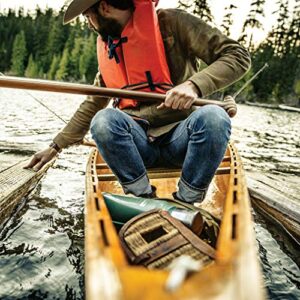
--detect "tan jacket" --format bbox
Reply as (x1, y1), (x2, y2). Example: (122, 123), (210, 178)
(53, 8), (251, 149)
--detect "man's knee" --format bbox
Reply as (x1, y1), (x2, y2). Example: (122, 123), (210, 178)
(90, 108), (122, 142)
(191, 105), (231, 134)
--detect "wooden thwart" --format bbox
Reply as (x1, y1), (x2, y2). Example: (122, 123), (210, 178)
(97, 167), (231, 181)
(96, 156), (231, 171)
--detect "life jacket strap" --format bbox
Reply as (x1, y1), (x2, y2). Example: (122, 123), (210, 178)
(108, 36), (128, 64)
(121, 71), (173, 92)
(145, 71), (155, 91)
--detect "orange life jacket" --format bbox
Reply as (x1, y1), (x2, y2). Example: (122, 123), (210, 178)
(97, 0), (173, 110)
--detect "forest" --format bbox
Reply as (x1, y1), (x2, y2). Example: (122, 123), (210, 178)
(0, 0), (299, 105)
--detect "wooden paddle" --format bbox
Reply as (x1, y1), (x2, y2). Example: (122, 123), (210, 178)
(0, 76), (237, 117)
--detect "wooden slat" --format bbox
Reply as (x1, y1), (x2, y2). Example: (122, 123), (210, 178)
(96, 156), (231, 171)
(0, 159), (54, 225)
(97, 167), (230, 181)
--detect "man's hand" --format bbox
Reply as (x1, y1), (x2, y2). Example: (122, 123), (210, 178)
(157, 81), (199, 110)
(223, 95), (237, 118)
(24, 147), (58, 172)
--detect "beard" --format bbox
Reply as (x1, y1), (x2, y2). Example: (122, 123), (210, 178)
(92, 14), (123, 42)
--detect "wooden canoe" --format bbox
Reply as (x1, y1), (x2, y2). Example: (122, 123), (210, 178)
(85, 142), (266, 300)
(0, 159), (55, 227)
(248, 175), (300, 243)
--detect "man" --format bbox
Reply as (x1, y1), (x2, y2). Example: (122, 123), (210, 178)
(26, 0), (251, 203)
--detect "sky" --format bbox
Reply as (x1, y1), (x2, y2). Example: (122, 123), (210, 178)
(0, 0), (296, 43)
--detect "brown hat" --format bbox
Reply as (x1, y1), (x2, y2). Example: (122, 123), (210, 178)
(63, 0), (100, 24)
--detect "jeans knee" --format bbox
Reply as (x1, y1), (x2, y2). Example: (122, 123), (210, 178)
(193, 105), (231, 133)
(90, 108), (120, 143)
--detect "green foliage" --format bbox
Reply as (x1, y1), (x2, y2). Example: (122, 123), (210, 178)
(69, 37), (84, 80)
(56, 47), (71, 80)
(79, 34), (98, 83)
(0, 7), (97, 83)
(178, 0), (214, 24)
(239, 0), (266, 51)
(268, 0), (290, 56)
(221, 3), (237, 37)
(47, 55), (61, 80)
(10, 30), (27, 76)
(25, 54), (39, 78)
(294, 80), (300, 96)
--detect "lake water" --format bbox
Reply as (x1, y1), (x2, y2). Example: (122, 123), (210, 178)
(0, 89), (299, 299)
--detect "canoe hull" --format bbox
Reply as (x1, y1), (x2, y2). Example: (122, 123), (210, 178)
(85, 142), (265, 299)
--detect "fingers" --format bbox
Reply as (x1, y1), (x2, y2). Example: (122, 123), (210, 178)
(33, 159), (46, 172)
(156, 102), (166, 110)
(24, 155), (39, 169)
(159, 91), (195, 111)
(24, 154), (46, 172)
(157, 81), (199, 110)
(164, 90), (179, 109)
(183, 97), (195, 109)
(23, 147), (57, 172)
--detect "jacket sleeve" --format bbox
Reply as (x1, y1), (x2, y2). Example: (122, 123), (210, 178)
(53, 73), (109, 149)
(176, 10), (251, 97)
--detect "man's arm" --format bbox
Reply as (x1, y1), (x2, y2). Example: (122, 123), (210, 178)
(159, 9), (251, 111)
(25, 72), (109, 171)
(177, 10), (251, 97)
(53, 73), (108, 149)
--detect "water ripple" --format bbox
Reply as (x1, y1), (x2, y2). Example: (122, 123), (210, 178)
(0, 92), (299, 299)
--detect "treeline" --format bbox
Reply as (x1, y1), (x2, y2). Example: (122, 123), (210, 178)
(0, 1), (299, 104)
(0, 7), (97, 83)
(179, 0), (300, 105)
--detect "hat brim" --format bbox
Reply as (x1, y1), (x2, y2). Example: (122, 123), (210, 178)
(63, 0), (100, 24)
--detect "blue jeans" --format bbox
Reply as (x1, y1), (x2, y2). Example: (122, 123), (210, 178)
(90, 105), (231, 203)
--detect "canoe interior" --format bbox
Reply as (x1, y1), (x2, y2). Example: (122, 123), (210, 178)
(85, 142), (265, 300)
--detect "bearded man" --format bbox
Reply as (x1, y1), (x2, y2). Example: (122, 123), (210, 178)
(26, 0), (251, 203)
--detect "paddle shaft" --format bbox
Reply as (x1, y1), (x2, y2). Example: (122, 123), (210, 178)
(0, 76), (227, 108)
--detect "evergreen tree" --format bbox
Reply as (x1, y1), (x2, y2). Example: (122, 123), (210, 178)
(178, 0), (214, 24)
(221, 3), (237, 37)
(10, 30), (27, 76)
(45, 14), (70, 69)
(79, 34), (98, 83)
(251, 44), (278, 102)
(25, 54), (39, 78)
(47, 55), (61, 80)
(239, 0), (266, 52)
(286, 2), (300, 51)
(32, 7), (55, 72)
(56, 47), (71, 80)
(69, 37), (84, 80)
(268, 0), (290, 55)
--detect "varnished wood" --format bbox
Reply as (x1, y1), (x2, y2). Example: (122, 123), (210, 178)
(85, 142), (266, 299)
(97, 167), (231, 181)
(248, 175), (300, 242)
(0, 159), (55, 226)
(0, 76), (227, 108)
(96, 156), (231, 170)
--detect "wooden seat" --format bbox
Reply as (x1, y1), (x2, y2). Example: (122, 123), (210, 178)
(97, 156), (231, 182)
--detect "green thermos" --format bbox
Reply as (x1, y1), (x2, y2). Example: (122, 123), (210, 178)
(102, 193), (203, 235)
